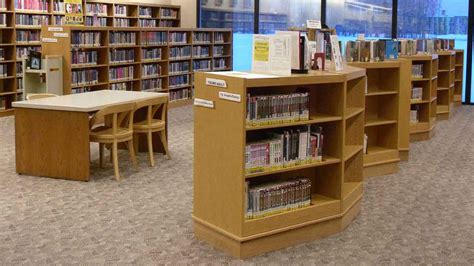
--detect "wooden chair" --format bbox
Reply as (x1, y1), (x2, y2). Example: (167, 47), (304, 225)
(26, 93), (58, 100)
(89, 102), (137, 180)
(133, 97), (170, 167)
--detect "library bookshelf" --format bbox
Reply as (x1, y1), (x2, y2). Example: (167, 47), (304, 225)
(40, 26), (232, 108)
(400, 54), (439, 142)
(347, 60), (410, 176)
(193, 67), (366, 258)
(454, 49), (464, 107)
(436, 50), (455, 120)
(0, 0), (182, 115)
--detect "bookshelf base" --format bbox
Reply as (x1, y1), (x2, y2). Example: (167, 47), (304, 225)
(436, 112), (450, 121)
(399, 149), (409, 161)
(410, 130), (434, 142)
(0, 109), (14, 118)
(363, 161), (399, 178)
(193, 199), (362, 259)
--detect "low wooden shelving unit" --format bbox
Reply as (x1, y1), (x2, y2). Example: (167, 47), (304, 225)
(454, 49), (464, 107)
(348, 60), (410, 176)
(436, 50), (456, 120)
(400, 54), (438, 141)
(193, 67), (366, 258)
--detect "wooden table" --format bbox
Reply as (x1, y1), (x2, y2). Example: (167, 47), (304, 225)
(13, 90), (169, 181)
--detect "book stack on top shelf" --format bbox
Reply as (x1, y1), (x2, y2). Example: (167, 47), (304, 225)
(436, 50), (455, 120)
(454, 49), (464, 107)
(347, 60), (411, 174)
(399, 54), (439, 142)
(193, 67), (366, 258)
(41, 26), (232, 108)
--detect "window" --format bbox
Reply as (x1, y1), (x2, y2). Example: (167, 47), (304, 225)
(259, 0), (321, 34)
(326, 0), (392, 43)
(200, 0), (254, 70)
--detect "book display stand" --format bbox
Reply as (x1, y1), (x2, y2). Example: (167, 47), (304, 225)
(193, 67), (366, 258)
(436, 51), (456, 120)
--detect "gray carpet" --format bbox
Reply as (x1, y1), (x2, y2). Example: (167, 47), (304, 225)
(1, 105), (474, 264)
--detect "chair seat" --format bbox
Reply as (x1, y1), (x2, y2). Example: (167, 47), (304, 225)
(133, 119), (166, 132)
(90, 126), (133, 142)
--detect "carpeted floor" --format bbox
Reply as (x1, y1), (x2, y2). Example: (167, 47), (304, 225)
(1, 105), (474, 264)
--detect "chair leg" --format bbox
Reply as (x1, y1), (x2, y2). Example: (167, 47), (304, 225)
(147, 131), (155, 167)
(159, 130), (171, 160)
(99, 143), (104, 168)
(127, 139), (138, 169)
(112, 141), (120, 181)
(133, 133), (139, 155)
(109, 144), (113, 163)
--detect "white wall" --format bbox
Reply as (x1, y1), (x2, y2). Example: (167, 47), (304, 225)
(171, 0), (196, 28)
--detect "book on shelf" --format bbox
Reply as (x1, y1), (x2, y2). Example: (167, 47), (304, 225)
(71, 50), (98, 66)
(193, 59), (211, 72)
(245, 125), (323, 174)
(245, 177), (311, 220)
(109, 65), (134, 81)
(412, 64), (424, 79)
(193, 46), (210, 58)
(139, 7), (152, 18)
(213, 45), (224, 57)
(53, 0), (64, 13)
(246, 92), (309, 126)
(141, 78), (162, 91)
(113, 18), (131, 27)
(85, 16), (107, 27)
(410, 106), (419, 124)
(0, 13), (6, 27)
(109, 49), (134, 64)
(142, 48), (161, 61)
(71, 87), (91, 94)
(114, 4), (128, 17)
(160, 8), (177, 19)
(110, 82), (129, 91)
(16, 47), (41, 60)
(170, 46), (191, 59)
(141, 31), (167, 45)
(345, 40), (386, 62)
(411, 87), (423, 102)
(16, 30), (40, 43)
(71, 32), (101, 47)
(159, 20), (175, 27)
(15, 0), (49, 12)
(169, 61), (189, 74)
(0, 48), (4, 61)
(72, 69), (98, 86)
(169, 74), (189, 88)
(139, 19), (157, 27)
(213, 58), (227, 69)
(86, 3), (108, 16)
(109, 32), (136, 46)
(0, 64), (7, 77)
(169, 87), (192, 101)
(169, 32), (187, 44)
(53, 15), (65, 26)
(193, 32), (211, 44)
(141, 63), (161, 78)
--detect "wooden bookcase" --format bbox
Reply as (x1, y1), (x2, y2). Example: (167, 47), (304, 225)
(348, 60), (410, 176)
(400, 54), (438, 142)
(454, 49), (464, 107)
(193, 67), (366, 258)
(40, 26), (232, 108)
(436, 50), (456, 120)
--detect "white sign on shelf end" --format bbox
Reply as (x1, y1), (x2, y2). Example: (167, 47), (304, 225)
(194, 98), (214, 109)
(219, 91), (241, 103)
(206, 78), (227, 88)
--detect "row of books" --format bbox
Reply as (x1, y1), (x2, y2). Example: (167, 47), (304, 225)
(110, 32), (136, 46)
(169, 32), (187, 44)
(169, 74), (189, 88)
(110, 82), (128, 91)
(71, 51), (97, 66)
(141, 32), (167, 45)
(15, 0), (48, 11)
(0, 14), (6, 26)
(246, 92), (309, 126)
(109, 66), (134, 81)
(86, 3), (107, 16)
(142, 48), (161, 61)
(245, 178), (311, 220)
(142, 64), (161, 78)
(17, 47), (40, 60)
(71, 69), (98, 86)
(169, 61), (189, 74)
(52, 0), (64, 13)
(245, 126), (323, 173)
(0, 64), (7, 77)
(16, 14), (49, 26)
(160, 8), (178, 19)
(193, 46), (210, 58)
(16, 30), (40, 43)
(410, 106), (420, 124)
(170, 46), (191, 59)
(85, 17), (106, 27)
(71, 87), (92, 94)
(193, 33), (211, 44)
(159, 20), (175, 27)
(213, 58), (227, 69)
(114, 5), (128, 17)
(169, 88), (192, 101)
(0, 48), (5, 61)
(214, 32), (226, 43)
(411, 87), (423, 102)
(139, 19), (156, 28)
(193, 60), (211, 72)
(139, 7), (152, 18)
(345, 40), (397, 62)
(110, 49), (134, 63)
(213, 46), (225, 56)
(412, 64), (424, 79)
(71, 32), (101, 47)
(141, 78), (162, 91)
(113, 18), (131, 27)
(52, 15), (64, 26)
(399, 38), (455, 55)
(16, 62), (22, 75)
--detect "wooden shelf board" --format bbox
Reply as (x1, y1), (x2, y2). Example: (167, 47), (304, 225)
(71, 82), (108, 89)
(365, 118), (397, 127)
(71, 46), (108, 50)
(109, 78), (138, 84)
(0, 76), (15, 80)
(142, 59), (167, 63)
(348, 61), (400, 69)
(365, 146), (398, 156)
(245, 156), (341, 179)
(0, 91), (16, 96)
(410, 100), (430, 105)
(246, 115), (342, 131)
(342, 182), (362, 200)
(455, 64), (463, 67)
(345, 107), (364, 120)
(109, 61), (140, 66)
(169, 72), (191, 76)
(438, 69), (450, 72)
(71, 64), (108, 69)
(438, 87), (449, 91)
(169, 85), (191, 90)
(344, 145), (363, 161)
(169, 57), (192, 61)
(412, 77), (430, 82)
(431, 96), (437, 102)
(366, 90), (398, 96)
(410, 122), (430, 134)
(141, 75), (167, 80)
(432, 76), (438, 80)
(455, 79), (462, 82)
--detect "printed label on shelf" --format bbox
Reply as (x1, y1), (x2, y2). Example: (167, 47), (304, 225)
(218, 91), (241, 103)
(42, 38), (58, 43)
(48, 27), (63, 32)
(194, 98), (214, 109)
(306, 20), (322, 29)
(206, 78), (227, 88)
(53, 33), (69, 38)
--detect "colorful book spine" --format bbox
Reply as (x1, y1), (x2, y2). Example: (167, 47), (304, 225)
(71, 51), (98, 66)
(169, 61), (190, 74)
(141, 78), (162, 91)
(71, 69), (99, 86)
(109, 49), (134, 63)
(169, 46), (191, 59)
(142, 48), (161, 61)
(169, 74), (189, 88)
(109, 66), (134, 81)
(169, 88), (192, 101)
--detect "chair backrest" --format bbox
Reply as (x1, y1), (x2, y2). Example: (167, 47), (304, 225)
(89, 102), (135, 134)
(134, 96), (168, 126)
(27, 93), (58, 100)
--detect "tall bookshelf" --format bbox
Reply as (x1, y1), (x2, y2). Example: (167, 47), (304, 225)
(436, 50), (455, 120)
(0, 0), (15, 117)
(454, 49), (464, 107)
(40, 26), (232, 108)
(400, 54), (438, 142)
(193, 68), (366, 258)
(348, 60), (410, 176)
